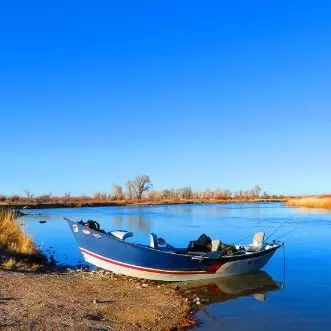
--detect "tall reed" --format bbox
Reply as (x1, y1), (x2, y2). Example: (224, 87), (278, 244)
(287, 197), (331, 209)
(0, 209), (39, 257)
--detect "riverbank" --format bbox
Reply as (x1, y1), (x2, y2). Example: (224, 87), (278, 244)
(0, 267), (196, 330)
(286, 197), (331, 209)
(0, 198), (286, 210)
(0, 210), (196, 330)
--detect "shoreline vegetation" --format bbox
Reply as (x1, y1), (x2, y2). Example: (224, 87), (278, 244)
(0, 209), (45, 269)
(286, 196), (331, 209)
(0, 197), (286, 210)
(1, 174), (288, 210)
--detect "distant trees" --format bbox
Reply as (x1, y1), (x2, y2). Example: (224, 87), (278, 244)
(0, 177), (272, 204)
(253, 185), (262, 198)
(162, 189), (172, 199)
(179, 186), (193, 199)
(35, 193), (52, 203)
(24, 189), (34, 201)
(126, 175), (153, 200)
(94, 192), (113, 201)
(112, 184), (125, 200)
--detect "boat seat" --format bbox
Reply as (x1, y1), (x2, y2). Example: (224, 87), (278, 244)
(110, 230), (133, 241)
(211, 240), (221, 252)
(245, 232), (265, 252)
(150, 233), (158, 249)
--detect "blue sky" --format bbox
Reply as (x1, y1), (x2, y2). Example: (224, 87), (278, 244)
(0, 0), (330, 196)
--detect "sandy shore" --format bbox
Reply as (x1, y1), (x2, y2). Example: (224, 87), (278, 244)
(0, 268), (196, 330)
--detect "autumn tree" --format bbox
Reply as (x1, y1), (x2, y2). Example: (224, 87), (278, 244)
(125, 175), (153, 200)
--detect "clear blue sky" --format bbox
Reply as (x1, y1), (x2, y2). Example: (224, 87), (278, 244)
(1, 0), (330, 196)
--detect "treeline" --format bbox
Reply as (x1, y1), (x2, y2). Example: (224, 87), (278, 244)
(0, 175), (286, 204)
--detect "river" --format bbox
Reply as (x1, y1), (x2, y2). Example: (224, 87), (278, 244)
(20, 202), (331, 330)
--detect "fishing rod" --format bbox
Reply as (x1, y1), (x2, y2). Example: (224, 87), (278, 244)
(282, 243), (286, 288)
(265, 217), (293, 242)
(265, 223), (285, 242)
(273, 225), (300, 242)
(234, 224), (275, 245)
(234, 217), (296, 245)
(234, 234), (254, 245)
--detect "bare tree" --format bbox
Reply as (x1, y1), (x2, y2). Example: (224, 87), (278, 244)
(179, 186), (193, 199)
(24, 189), (34, 201)
(162, 189), (172, 199)
(253, 185), (262, 198)
(126, 175), (153, 200)
(125, 180), (135, 200)
(112, 184), (124, 200)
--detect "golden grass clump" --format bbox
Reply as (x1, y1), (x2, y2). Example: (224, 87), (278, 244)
(0, 209), (37, 256)
(2, 257), (18, 269)
(287, 197), (331, 209)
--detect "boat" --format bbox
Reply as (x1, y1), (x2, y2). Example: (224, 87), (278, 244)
(66, 218), (282, 282)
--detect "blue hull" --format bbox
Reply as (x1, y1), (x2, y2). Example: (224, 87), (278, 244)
(67, 220), (280, 281)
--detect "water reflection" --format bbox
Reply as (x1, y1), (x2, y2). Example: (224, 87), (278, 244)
(177, 271), (282, 304)
(113, 215), (123, 227)
(126, 215), (150, 233)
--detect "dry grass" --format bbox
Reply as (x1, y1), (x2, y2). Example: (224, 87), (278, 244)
(0, 209), (36, 255)
(286, 197), (331, 209)
(2, 257), (17, 269)
(0, 209), (44, 266)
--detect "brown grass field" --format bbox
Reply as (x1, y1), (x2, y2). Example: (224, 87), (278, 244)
(286, 196), (331, 209)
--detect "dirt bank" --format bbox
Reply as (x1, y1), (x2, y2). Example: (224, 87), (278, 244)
(0, 268), (195, 330)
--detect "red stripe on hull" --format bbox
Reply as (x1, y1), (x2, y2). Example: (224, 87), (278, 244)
(80, 248), (222, 275)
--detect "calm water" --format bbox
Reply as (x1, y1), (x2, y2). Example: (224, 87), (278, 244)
(20, 203), (331, 330)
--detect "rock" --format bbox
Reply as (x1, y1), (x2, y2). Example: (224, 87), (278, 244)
(39, 220), (47, 224)
(93, 299), (113, 304)
(141, 283), (148, 288)
(86, 313), (102, 321)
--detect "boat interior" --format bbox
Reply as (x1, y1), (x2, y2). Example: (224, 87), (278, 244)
(108, 229), (272, 258)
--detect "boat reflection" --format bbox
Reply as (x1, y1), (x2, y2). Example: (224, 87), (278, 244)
(175, 271), (283, 303)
